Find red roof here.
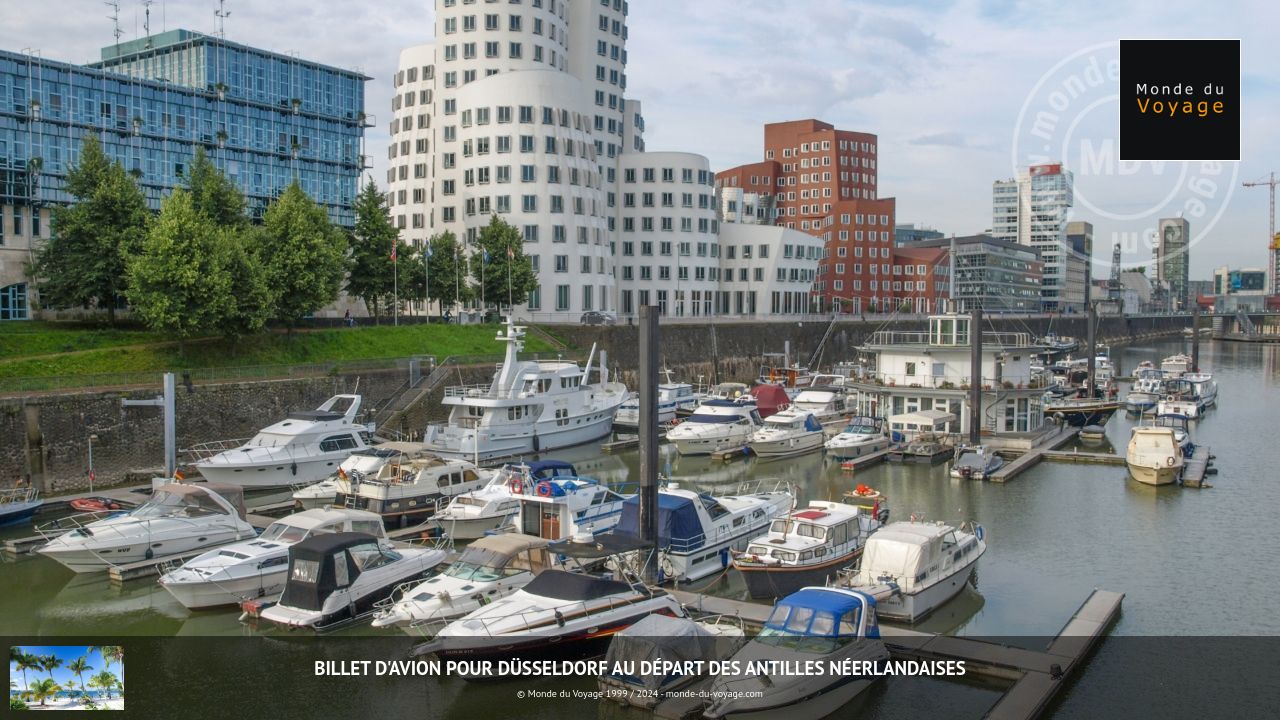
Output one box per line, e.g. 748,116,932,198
793,510,828,520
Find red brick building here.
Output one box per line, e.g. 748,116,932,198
716,119,897,313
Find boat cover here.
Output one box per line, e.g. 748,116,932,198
750,384,790,417
279,531,374,611
526,460,577,479
765,587,877,638
613,493,705,551
521,569,634,601
603,614,746,692
154,483,246,519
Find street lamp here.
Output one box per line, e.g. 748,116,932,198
88,433,99,493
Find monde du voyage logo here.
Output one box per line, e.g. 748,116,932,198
1120,39,1240,161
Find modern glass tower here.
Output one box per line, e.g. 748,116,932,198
0,31,370,319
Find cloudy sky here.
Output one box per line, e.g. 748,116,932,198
4,0,1276,280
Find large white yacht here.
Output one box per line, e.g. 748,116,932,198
838,519,986,623
749,411,825,458
611,482,793,583
422,318,627,463
667,399,764,456
158,508,389,609
193,395,373,488
37,483,257,573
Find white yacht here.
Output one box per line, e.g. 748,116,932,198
614,374,700,429
949,445,1005,480
37,483,256,573
291,443,435,510
667,399,764,456
158,508,388,609
422,318,628,463
1161,353,1192,378
258,531,448,631
786,385,854,431
839,519,986,623
749,411,825,458
1126,426,1184,485
0,486,42,527
192,395,373,488
424,462,533,539
824,416,890,459
733,499,884,599
611,482,793,583
335,454,488,528
510,462,633,541
411,569,685,663
1183,372,1218,408
1156,377,1211,418
704,587,889,720
1124,371,1166,413
370,534,553,630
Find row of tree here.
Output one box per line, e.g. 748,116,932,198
9,645,122,708
32,135,539,342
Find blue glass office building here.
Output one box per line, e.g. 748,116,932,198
0,31,370,319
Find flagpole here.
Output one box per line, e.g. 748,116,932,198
393,244,399,327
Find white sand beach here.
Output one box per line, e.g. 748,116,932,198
27,696,124,711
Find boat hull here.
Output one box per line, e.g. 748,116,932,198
669,427,754,456
873,555,980,623
38,527,252,573
427,512,514,539
736,549,860,600
425,413,620,464
196,456,346,488
424,608,672,666
824,438,890,459
749,432,824,458
0,502,42,527
1046,403,1122,427
1127,463,1182,486
161,568,287,609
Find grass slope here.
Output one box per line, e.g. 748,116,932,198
0,323,559,380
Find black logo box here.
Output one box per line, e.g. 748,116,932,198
1119,39,1240,161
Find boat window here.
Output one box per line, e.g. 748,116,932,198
810,611,835,636
772,550,797,562
785,606,814,633
259,556,288,569
261,522,310,543
463,469,479,482
832,523,848,545
769,519,789,534
291,558,321,583
217,550,250,560
348,542,387,571
133,489,228,518
838,608,861,636
800,551,814,560
351,520,383,536
699,496,730,520
333,554,350,587
733,516,745,527
320,435,359,452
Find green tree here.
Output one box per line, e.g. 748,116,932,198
125,189,235,348
35,135,149,324
11,648,38,693
66,657,92,699
467,216,538,311
23,678,61,707
183,147,247,227
260,182,347,330
88,671,118,701
213,227,274,343
39,654,61,682
421,231,472,318
344,181,400,321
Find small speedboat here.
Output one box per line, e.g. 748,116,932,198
749,410,825,458
667,399,764,456
703,587,889,719
257,531,447,631
37,483,256,573
159,508,390,609
599,614,746,710
0,486,42,527
825,416,890,459
949,445,1004,480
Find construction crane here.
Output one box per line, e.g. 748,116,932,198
1242,172,1278,294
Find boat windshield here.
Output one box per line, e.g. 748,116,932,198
260,522,310,543
757,604,861,652
246,432,296,448
442,546,523,581
686,413,739,424
769,519,825,539
132,489,226,518
844,422,878,435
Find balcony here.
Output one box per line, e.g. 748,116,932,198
864,329,1036,348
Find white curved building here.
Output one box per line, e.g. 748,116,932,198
387,44,437,315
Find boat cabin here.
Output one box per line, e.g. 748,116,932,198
279,531,404,614
760,587,880,643
856,522,979,594
887,410,956,442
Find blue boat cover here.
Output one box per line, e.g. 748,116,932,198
764,588,878,639
613,493,705,551
803,414,823,433
526,460,576,479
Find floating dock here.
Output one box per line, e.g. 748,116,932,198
989,428,1080,482
1180,445,1215,488
601,432,667,454
667,587,1123,720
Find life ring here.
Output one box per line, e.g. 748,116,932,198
1166,456,1175,467
1166,395,1176,402
854,484,874,496
508,475,524,494
535,481,554,497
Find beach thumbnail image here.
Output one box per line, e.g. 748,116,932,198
9,646,124,711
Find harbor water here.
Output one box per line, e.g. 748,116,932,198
4,337,1279,718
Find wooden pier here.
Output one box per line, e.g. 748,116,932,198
666,587,1123,720
1180,445,1215,488
601,432,667,454
835,447,893,471
988,427,1080,482
710,445,752,462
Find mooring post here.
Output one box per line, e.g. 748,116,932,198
163,372,176,479
969,308,982,445
1191,304,1201,372
638,306,660,584
1087,303,1097,398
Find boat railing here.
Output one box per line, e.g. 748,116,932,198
0,486,39,505
443,383,505,399
34,510,243,543
182,438,251,462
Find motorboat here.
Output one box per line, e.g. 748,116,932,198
757,362,820,397
1044,396,1122,427
785,385,854,431
422,318,628,463
509,461,633,541
748,411,825,458
1124,372,1166,413
192,395,373,488
733,499,884,599
257,531,447,631
949,445,1005,480
667,400,764,456
1126,427,1184,486
610,482,793,583
1161,353,1192,378
424,462,546,539
291,443,437,510
703,587,889,719
598,613,747,710
158,508,389,609
410,568,686,663
825,416,890,459
1154,413,1194,456
371,534,554,631
1182,372,1218,408
837,519,986,623
614,372,700,429
1038,333,1080,356
335,454,488,528
0,486,42,527
1155,378,1207,418
37,483,256,573
704,382,752,402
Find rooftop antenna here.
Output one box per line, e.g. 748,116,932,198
105,0,123,47
215,0,230,39
142,0,154,46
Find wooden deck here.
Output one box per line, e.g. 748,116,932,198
989,427,1081,482
1181,445,1215,488
601,432,667,454
668,587,1123,720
